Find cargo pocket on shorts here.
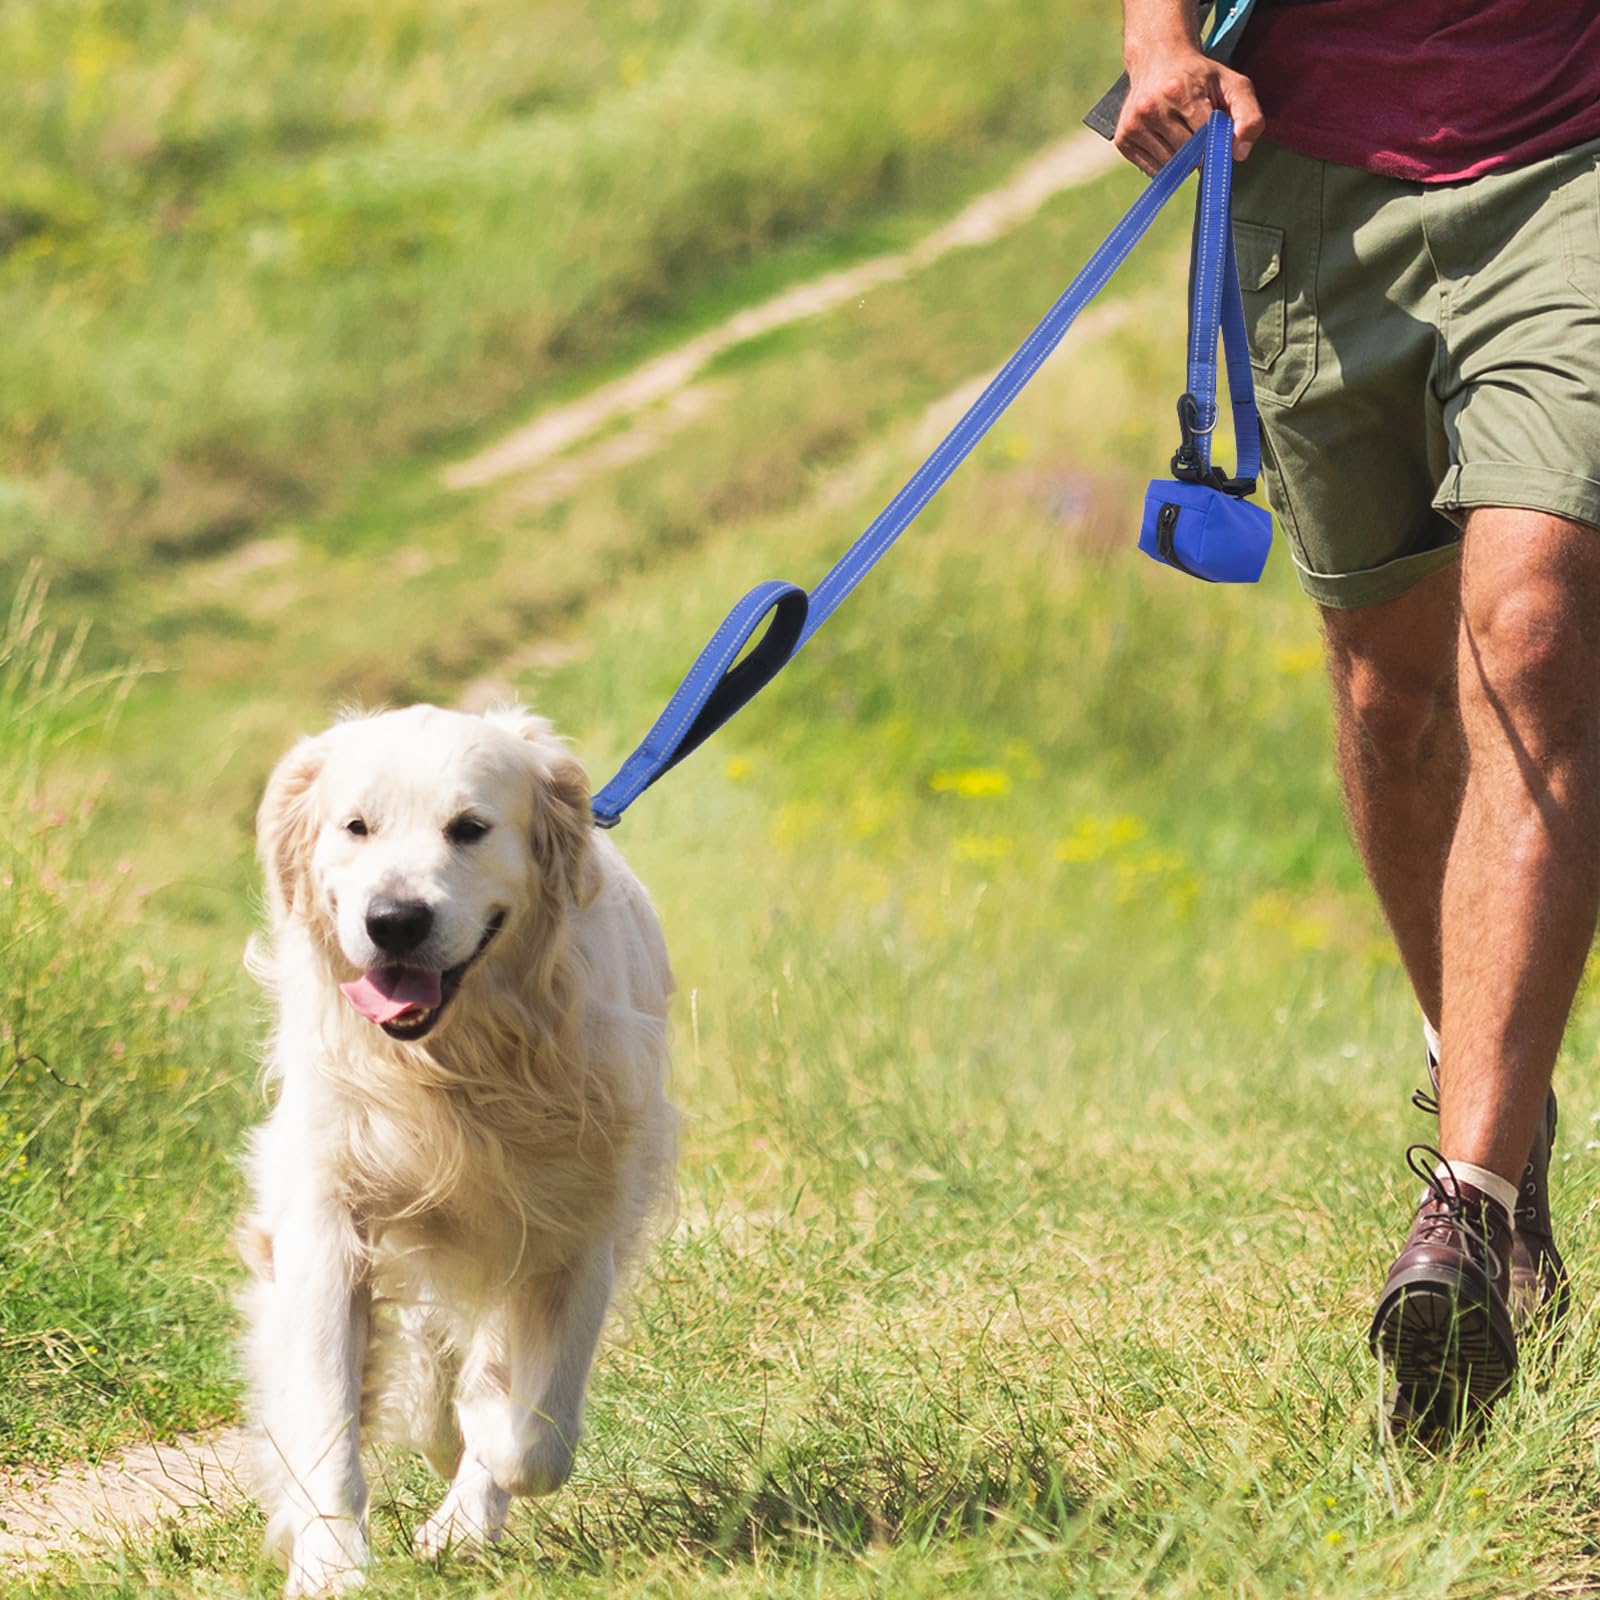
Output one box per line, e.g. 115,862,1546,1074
1233,218,1317,407
1560,153,1600,308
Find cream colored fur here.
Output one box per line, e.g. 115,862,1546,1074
240,705,674,1596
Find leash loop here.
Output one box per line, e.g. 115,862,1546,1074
591,580,807,826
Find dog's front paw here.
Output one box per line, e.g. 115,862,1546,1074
414,1460,511,1559
285,1518,369,1597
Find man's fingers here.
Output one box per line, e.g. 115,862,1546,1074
1113,128,1162,177
1119,102,1193,166
1133,89,1208,147
1115,99,1176,175
1112,49,1263,174
1218,69,1266,158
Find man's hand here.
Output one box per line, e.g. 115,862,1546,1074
1115,36,1265,176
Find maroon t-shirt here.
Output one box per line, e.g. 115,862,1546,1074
1231,0,1600,182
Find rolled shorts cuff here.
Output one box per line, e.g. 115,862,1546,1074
1289,539,1462,611
1434,462,1600,534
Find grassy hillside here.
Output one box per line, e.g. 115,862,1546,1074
1,0,1117,578
13,231,1600,1593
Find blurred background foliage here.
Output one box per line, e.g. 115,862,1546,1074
0,0,1116,577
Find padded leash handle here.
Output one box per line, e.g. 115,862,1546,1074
589,581,808,826
591,112,1251,828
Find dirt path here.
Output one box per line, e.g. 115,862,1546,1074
3,128,1126,1575
0,1426,251,1570
443,129,1119,494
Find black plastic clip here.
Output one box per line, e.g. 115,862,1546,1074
1170,392,1256,497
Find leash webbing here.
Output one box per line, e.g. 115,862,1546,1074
1187,115,1258,485
590,112,1258,828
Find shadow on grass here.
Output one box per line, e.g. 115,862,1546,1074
369,1420,1084,1578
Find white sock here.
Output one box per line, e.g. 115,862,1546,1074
1422,1017,1441,1064
1435,1159,1519,1228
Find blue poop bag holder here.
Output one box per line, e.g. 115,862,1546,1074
590,113,1272,828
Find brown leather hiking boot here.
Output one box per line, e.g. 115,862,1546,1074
1415,1049,1568,1333
1370,1145,1517,1430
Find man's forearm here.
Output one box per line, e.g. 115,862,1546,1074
1122,0,1201,68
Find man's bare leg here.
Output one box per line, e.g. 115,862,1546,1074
1320,563,1464,1032
1362,509,1598,1423
1320,513,1600,1175
1324,516,1592,1419
1437,508,1600,1183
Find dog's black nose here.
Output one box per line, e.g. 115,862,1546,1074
365,897,434,955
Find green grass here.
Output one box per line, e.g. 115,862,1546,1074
0,573,248,1468
10,8,1600,1596
15,256,1600,1594
0,0,1118,577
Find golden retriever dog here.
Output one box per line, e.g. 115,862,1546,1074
240,705,674,1595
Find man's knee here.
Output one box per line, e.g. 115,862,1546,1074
1461,577,1597,730
1324,640,1452,758
1320,567,1461,764
1459,509,1600,735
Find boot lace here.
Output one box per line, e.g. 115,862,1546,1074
1413,1052,1542,1227
1411,1083,1440,1117
1411,1047,1440,1119
1405,1143,1505,1279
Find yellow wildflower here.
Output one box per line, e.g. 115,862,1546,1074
928,768,1012,799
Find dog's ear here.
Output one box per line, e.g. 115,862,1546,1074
257,734,328,923
533,748,596,908
484,708,596,907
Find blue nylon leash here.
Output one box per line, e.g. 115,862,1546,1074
1182,112,1258,487
590,112,1259,828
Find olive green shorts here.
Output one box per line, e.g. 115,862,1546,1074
1230,135,1600,609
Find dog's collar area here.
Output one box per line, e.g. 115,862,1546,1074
377,909,507,1042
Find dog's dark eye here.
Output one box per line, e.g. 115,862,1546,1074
344,817,370,838
446,814,491,846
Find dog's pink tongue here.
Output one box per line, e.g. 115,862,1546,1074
339,967,443,1025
